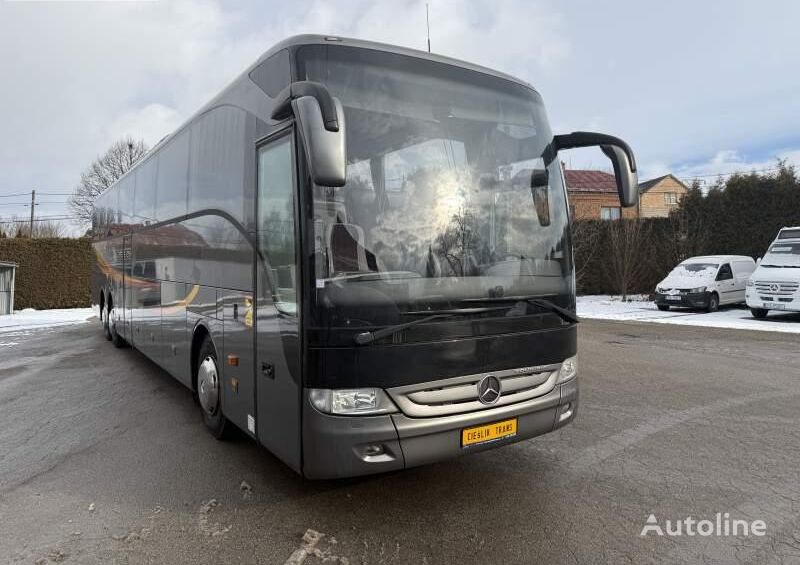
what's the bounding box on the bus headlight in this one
[309,388,398,415]
[557,355,577,384]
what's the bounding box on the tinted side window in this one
[156,132,190,222]
[189,106,248,222]
[134,158,158,226]
[249,49,291,98]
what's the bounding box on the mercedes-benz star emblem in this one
[477,375,502,405]
[770,283,780,292]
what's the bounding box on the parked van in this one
[746,227,800,318]
[655,255,756,312]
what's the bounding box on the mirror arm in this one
[553,131,637,172]
[271,81,340,132]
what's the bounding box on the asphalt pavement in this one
[1,318,798,564]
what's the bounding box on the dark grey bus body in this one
[92,35,629,479]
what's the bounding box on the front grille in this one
[755,281,799,296]
[387,364,560,418]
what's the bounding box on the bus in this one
[92,35,638,479]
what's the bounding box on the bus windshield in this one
[298,45,572,331]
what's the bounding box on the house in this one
[564,168,689,220]
[564,169,639,220]
[637,174,689,218]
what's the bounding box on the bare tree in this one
[6,217,67,238]
[68,137,149,226]
[602,218,652,299]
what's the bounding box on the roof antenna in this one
[426,3,431,52]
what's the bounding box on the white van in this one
[655,255,756,312]
[746,227,800,318]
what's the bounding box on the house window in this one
[600,206,621,220]
[664,192,678,205]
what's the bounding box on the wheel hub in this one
[197,356,219,415]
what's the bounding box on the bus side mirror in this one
[271,81,347,187]
[553,131,639,208]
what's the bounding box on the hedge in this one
[0,238,93,310]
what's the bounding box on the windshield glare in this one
[298,46,572,328]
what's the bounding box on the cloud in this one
[1,0,800,226]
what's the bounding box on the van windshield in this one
[762,243,800,267]
[670,263,718,277]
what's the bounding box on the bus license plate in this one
[462,418,517,447]
[771,302,786,310]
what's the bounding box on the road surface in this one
[1,319,798,564]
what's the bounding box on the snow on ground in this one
[578,295,800,334]
[0,308,95,335]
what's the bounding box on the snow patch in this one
[0,308,94,334]
[578,296,800,334]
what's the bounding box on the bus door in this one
[254,132,302,472]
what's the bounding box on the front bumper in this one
[746,293,800,312]
[301,377,578,479]
[654,291,709,309]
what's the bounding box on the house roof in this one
[638,174,689,193]
[563,170,618,193]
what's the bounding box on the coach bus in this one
[92,35,638,479]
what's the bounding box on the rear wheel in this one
[657,304,670,311]
[705,293,719,313]
[109,306,126,348]
[103,296,112,341]
[750,308,769,319]
[196,336,229,439]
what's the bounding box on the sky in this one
[1,0,799,231]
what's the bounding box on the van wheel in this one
[657,304,670,311]
[750,308,769,319]
[705,293,719,313]
[196,336,229,439]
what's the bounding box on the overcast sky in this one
[1,0,799,227]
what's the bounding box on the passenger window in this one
[717,264,733,281]
[257,136,297,315]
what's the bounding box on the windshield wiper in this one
[353,307,508,346]
[461,295,580,324]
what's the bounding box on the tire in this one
[102,300,112,341]
[705,293,719,313]
[196,336,229,439]
[657,304,670,311]
[109,307,127,348]
[750,308,769,319]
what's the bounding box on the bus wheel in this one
[109,307,126,348]
[103,299,112,341]
[196,336,229,439]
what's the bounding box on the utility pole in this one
[29,189,35,238]
[426,3,431,52]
